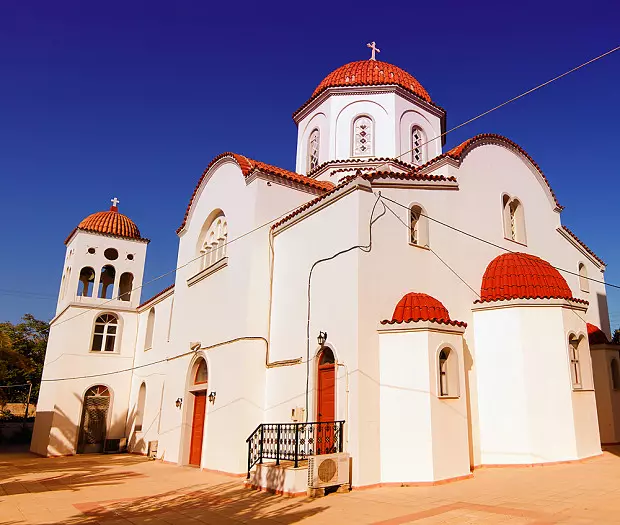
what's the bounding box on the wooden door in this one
[317,363,335,454]
[78,392,109,454]
[189,392,207,466]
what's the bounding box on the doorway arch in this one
[186,358,209,466]
[316,347,336,454]
[77,385,111,454]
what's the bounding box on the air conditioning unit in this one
[103,438,127,454]
[147,440,158,459]
[308,453,350,489]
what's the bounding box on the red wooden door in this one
[189,392,207,466]
[317,363,335,454]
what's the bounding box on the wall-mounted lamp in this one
[317,331,328,346]
[175,397,183,409]
[208,391,217,404]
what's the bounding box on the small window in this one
[353,116,374,157]
[98,265,116,299]
[127,253,134,261]
[87,247,96,254]
[199,213,228,271]
[502,195,526,244]
[412,127,426,165]
[438,348,459,397]
[611,359,620,390]
[409,204,429,247]
[308,129,320,172]
[104,248,119,261]
[144,308,155,350]
[579,263,589,293]
[194,359,208,384]
[78,266,96,297]
[119,272,133,302]
[92,314,119,352]
[569,336,582,389]
[135,383,146,432]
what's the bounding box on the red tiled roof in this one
[177,152,334,234]
[381,292,467,327]
[139,284,175,309]
[560,225,605,266]
[66,206,145,244]
[587,323,610,345]
[416,134,563,211]
[312,60,432,102]
[478,252,586,304]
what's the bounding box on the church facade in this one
[32,54,615,491]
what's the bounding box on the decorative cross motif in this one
[110,197,120,208]
[367,41,380,61]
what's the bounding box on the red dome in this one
[587,323,610,345]
[312,60,432,102]
[381,292,466,327]
[75,206,142,241]
[479,252,575,303]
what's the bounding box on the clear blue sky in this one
[1,0,619,328]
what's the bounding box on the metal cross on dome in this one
[110,197,120,208]
[367,41,380,61]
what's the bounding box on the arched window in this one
[98,265,116,299]
[308,129,320,172]
[611,359,620,390]
[199,213,228,271]
[319,347,335,365]
[502,195,526,244]
[409,204,429,247]
[144,308,155,350]
[92,314,119,352]
[579,263,589,293]
[119,272,133,301]
[438,348,459,397]
[194,359,208,384]
[412,127,426,165]
[569,335,582,389]
[353,116,373,157]
[78,266,95,297]
[135,383,146,431]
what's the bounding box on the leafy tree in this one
[613,329,620,345]
[0,314,49,405]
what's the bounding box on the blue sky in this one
[1,0,619,328]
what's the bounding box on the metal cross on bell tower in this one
[367,41,380,61]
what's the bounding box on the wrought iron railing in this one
[246,420,345,478]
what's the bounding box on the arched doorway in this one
[78,385,110,454]
[188,359,208,466]
[316,347,335,454]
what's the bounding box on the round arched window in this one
[319,348,335,365]
[194,360,208,384]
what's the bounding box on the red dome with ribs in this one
[312,60,431,102]
[381,292,466,327]
[77,206,142,240]
[480,252,574,303]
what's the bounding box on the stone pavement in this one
[3,447,620,524]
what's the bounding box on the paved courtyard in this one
[3,448,620,524]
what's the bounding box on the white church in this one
[32,47,620,494]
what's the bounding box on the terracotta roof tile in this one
[139,284,175,309]
[66,206,146,244]
[560,225,605,266]
[477,252,587,304]
[587,323,610,345]
[381,292,467,327]
[177,152,334,234]
[416,133,563,211]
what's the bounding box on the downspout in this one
[336,361,349,451]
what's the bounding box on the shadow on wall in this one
[462,338,475,470]
[598,293,611,335]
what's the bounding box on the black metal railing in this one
[246,420,345,478]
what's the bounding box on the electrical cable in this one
[391,44,620,164]
[304,193,386,421]
[379,193,617,290]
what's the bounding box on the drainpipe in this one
[336,361,349,452]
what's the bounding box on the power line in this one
[393,44,620,163]
[378,193,619,291]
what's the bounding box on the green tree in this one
[613,329,620,345]
[0,314,49,404]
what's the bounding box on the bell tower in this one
[58,198,149,313]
